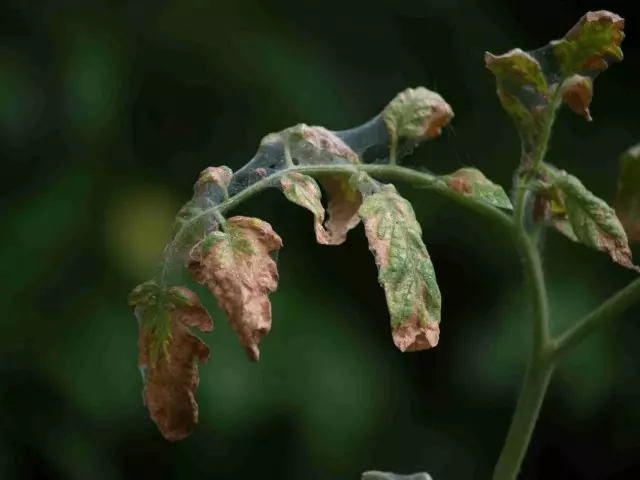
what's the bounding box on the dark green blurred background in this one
[1,1,639,479]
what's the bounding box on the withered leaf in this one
[551,11,625,76]
[316,173,363,245]
[130,281,213,441]
[189,216,283,361]
[358,184,441,352]
[280,172,332,244]
[545,171,639,271]
[286,124,360,165]
[614,143,640,244]
[439,167,513,210]
[561,74,594,121]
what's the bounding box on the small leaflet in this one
[358,184,441,351]
[280,172,331,244]
[129,281,213,441]
[383,87,454,143]
[440,167,513,210]
[189,216,283,361]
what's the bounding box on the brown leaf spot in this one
[189,216,283,361]
[392,317,440,352]
[562,75,593,121]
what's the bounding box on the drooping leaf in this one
[358,185,441,351]
[545,171,639,271]
[316,173,363,244]
[439,167,513,210]
[551,10,625,76]
[382,87,454,143]
[280,172,332,244]
[561,74,594,121]
[129,281,213,441]
[614,143,640,244]
[189,216,283,361]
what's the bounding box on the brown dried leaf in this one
[317,174,363,245]
[131,283,213,441]
[189,216,283,361]
[562,75,594,121]
[138,320,210,442]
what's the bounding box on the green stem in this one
[492,359,554,480]
[553,277,640,357]
[389,135,398,166]
[492,180,553,480]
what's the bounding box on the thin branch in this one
[553,276,640,357]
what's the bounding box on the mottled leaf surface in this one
[129,281,212,441]
[549,172,638,271]
[281,172,331,244]
[358,185,441,351]
[440,167,512,209]
[551,10,625,76]
[189,216,283,361]
[383,87,454,143]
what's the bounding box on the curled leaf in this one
[316,173,363,244]
[614,143,640,244]
[382,87,454,143]
[544,171,639,271]
[358,185,441,351]
[189,216,283,361]
[561,75,594,121]
[280,172,331,244]
[287,124,360,165]
[440,167,513,209]
[484,49,549,96]
[195,166,233,192]
[130,281,213,441]
[551,11,625,75]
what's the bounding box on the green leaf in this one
[548,171,639,271]
[484,48,550,96]
[551,10,625,76]
[358,185,441,352]
[439,167,513,210]
[484,50,548,149]
[189,216,283,361]
[382,87,454,142]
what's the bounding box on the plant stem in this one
[174,164,513,247]
[491,358,554,480]
[492,180,553,480]
[553,276,640,357]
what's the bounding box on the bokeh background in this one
[1,1,639,479]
